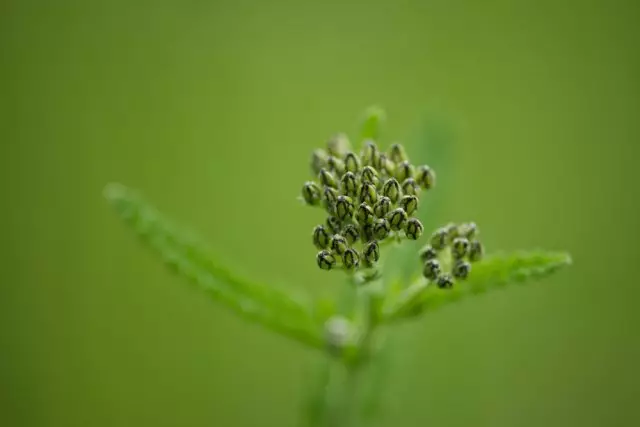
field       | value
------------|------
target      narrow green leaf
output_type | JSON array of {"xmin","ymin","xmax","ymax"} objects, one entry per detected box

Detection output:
[
  {"xmin": 104, "ymin": 183, "xmax": 323, "ymax": 349},
  {"xmin": 383, "ymin": 250, "xmax": 572, "ymax": 322},
  {"xmin": 359, "ymin": 105, "xmax": 386, "ymax": 141}
]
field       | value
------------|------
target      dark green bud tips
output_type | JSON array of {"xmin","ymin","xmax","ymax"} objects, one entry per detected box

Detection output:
[
  {"xmin": 469, "ymin": 240, "xmax": 484, "ymax": 262},
  {"xmin": 374, "ymin": 218, "xmax": 391, "ymax": 240},
  {"xmin": 323, "ymin": 186, "xmax": 339, "ymax": 214},
  {"xmin": 311, "ymin": 149, "xmax": 328, "ymax": 175},
  {"xmin": 359, "ymin": 183, "xmax": 378, "ymax": 206},
  {"xmin": 313, "ymin": 225, "xmax": 331, "ymax": 249},
  {"xmin": 459, "ymin": 222, "xmax": 478, "ymax": 239},
  {"xmin": 361, "ymin": 166, "xmax": 379, "ymax": 188},
  {"xmin": 361, "ymin": 140, "xmax": 378, "ymax": 166},
  {"xmin": 436, "ymin": 273, "xmax": 454, "ymax": 289},
  {"xmin": 344, "ymin": 152, "xmax": 361, "ymax": 173},
  {"xmin": 399, "ymin": 195, "xmax": 419, "ymax": 216},
  {"xmin": 342, "ymin": 248, "xmax": 360, "ymax": 270},
  {"xmin": 387, "ymin": 207, "xmax": 408, "ymax": 231},
  {"xmin": 444, "ymin": 223, "xmax": 459, "ymax": 241},
  {"xmin": 356, "ymin": 202, "xmax": 375, "ymax": 225},
  {"xmin": 452, "ymin": 237, "xmax": 470, "ymax": 259},
  {"xmin": 388, "ymin": 143, "xmax": 407, "ymax": 163},
  {"xmin": 317, "ymin": 250, "xmax": 336, "ymax": 270},
  {"xmin": 404, "ymin": 218, "xmax": 424, "ymax": 240},
  {"xmin": 382, "ymin": 178, "xmax": 401, "ymax": 203},
  {"xmin": 343, "ymin": 224, "xmax": 360, "ymax": 245},
  {"xmin": 330, "ymin": 234, "xmax": 348, "ymax": 255},
  {"xmin": 373, "ymin": 196, "xmax": 392, "ymax": 218},
  {"xmin": 395, "ymin": 160, "xmax": 415, "ymax": 183},
  {"xmin": 401, "ymin": 178, "xmax": 420, "ymax": 196},
  {"xmin": 415, "ymin": 165, "xmax": 435, "ymax": 189},
  {"xmin": 340, "ymin": 172, "xmax": 358, "ymax": 197},
  {"xmin": 302, "ymin": 181, "xmax": 322, "ymax": 205},
  {"xmin": 376, "ymin": 153, "xmax": 395, "ymax": 176},
  {"xmin": 363, "ymin": 241, "xmax": 380, "ymax": 265},
  {"xmin": 423, "ymin": 259, "xmax": 441, "ymax": 280},
  {"xmin": 326, "ymin": 216, "xmax": 342, "ymax": 234},
  {"xmin": 419, "ymin": 245, "xmax": 438, "ymax": 262},
  {"xmin": 361, "ymin": 223, "xmax": 375, "ymax": 243},
  {"xmin": 327, "ymin": 156, "xmax": 345, "ymax": 177},
  {"xmin": 319, "ymin": 168, "xmax": 338, "ymax": 188},
  {"xmin": 327, "ymin": 133, "xmax": 351, "ymax": 157},
  {"xmin": 452, "ymin": 260, "xmax": 471, "ymax": 279},
  {"xmin": 430, "ymin": 227, "xmax": 448, "ymax": 250},
  {"xmin": 335, "ymin": 195, "xmax": 354, "ymax": 221}
]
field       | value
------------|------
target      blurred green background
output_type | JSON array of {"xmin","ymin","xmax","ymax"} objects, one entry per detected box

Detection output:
[{"xmin": 2, "ymin": 0, "xmax": 639, "ymax": 426}]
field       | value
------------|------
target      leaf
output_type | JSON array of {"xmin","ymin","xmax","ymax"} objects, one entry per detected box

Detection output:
[
  {"xmin": 382, "ymin": 250, "xmax": 572, "ymax": 323},
  {"xmin": 359, "ymin": 105, "xmax": 386, "ymax": 141},
  {"xmin": 104, "ymin": 183, "xmax": 324, "ymax": 349}
]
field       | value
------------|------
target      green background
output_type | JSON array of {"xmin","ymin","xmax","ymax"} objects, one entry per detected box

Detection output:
[{"xmin": 2, "ymin": 0, "xmax": 639, "ymax": 426}]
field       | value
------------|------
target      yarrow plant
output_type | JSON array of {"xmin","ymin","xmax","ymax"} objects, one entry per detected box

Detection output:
[{"xmin": 105, "ymin": 107, "xmax": 571, "ymax": 427}]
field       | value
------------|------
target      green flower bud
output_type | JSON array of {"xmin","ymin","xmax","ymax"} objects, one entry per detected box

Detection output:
[
  {"xmin": 361, "ymin": 166, "xmax": 380, "ymax": 188},
  {"xmin": 373, "ymin": 218, "xmax": 391, "ymax": 240},
  {"xmin": 311, "ymin": 149, "xmax": 328, "ymax": 175},
  {"xmin": 444, "ymin": 223, "xmax": 459, "ymax": 242},
  {"xmin": 327, "ymin": 133, "xmax": 351, "ymax": 157},
  {"xmin": 317, "ymin": 250, "xmax": 336, "ymax": 270},
  {"xmin": 319, "ymin": 168, "xmax": 338, "ymax": 189},
  {"xmin": 327, "ymin": 156, "xmax": 346, "ymax": 177},
  {"xmin": 401, "ymin": 178, "xmax": 420, "ymax": 196},
  {"xmin": 452, "ymin": 260, "xmax": 471, "ymax": 279},
  {"xmin": 388, "ymin": 143, "xmax": 407, "ymax": 163},
  {"xmin": 340, "ymin": 171, "xmax": 358, "ymax": 197},
  {"xmin": 386, "ymin": 207, "xmax": 408, "ymax": 231},
  {"xmin": 468, "ymin": 240, "xmax": 484, "ymax": 262},
  {"xmin": 363, "ymin": 241, "xmax": 380, "ymax": 265},
  {"xmin": 382, "ymin": 178, "xmax": 401, "ymax": 203},
  {"xmin": 344, "ymin": 151, "xmax": 361, "ymax": 173},
  {"xmin": 356, "ymin": 202, "xmax": 375, "ymax": 225},
  {"xmin": 343, "ymin": 224, "xmax": 360, "ymax": 245},
  {"xmin": 395, "ymin": 160, "xmax": 415, "ymax": 183},
  {"xmin": 373, "ymin": 196, "xmax": 392, "ymax": 218},
  {"xmin": 361, "ymin": 140, "xmax": 378, "ymax": 166},
  {"xmin": 313, "ymin": 225, "xmax": 331, "ymax": 249},
  {"xmin": 359, "ymin": 183, "xmax": 378, "ymax": 206},
  {"xmin": 302, "ymin": 181, "xmax": 322, "ymax": 205},
  {"xmin": 342, "ymin": 248, "xmax": 360, "ymax": 270},
  {"xmin": 323, "ymin": 186, "xmax": 339, "ymax": 214},
  {"xmin": 423, "ymin": 259, "xmax": 441, "ymax": 280},
  {"xmin": 399, "ymin": 195, "xmax": 419, "ymax": 216},
  {"xmin": 404, "ymin": 218, "xmax": 424, "ymax": 240},
  {"xmin": 415, "ymin": 165, "xmax": 435, "ymax": 189},
  {"xmin": 326, "ymin": 216, "xmax": 342, "ymax": 234},
  {"xmin": 330, "ymin": 234, "xmax": 348, "ymax": 255},
  {"xmin": 459, "ymin": 222, "xmax": 478, "ymax": 239},
  {"xmin": 419, "ymin": 245, "xmax": 438, "ymax": 262},
  {"xmin": 436, "ymin": 273, "xmax": 454, "ymax": 289},
  {"xmin": 335, "ymin": 195, "xmax": 355, "ymax": 221},
  {"xmin": 360, "ymin": 223, "xmax": 375, "ymax": 243},
  {"xmin": 452, "ymin": 237, "xmax": 470, "ymax": 259},
  {"xmin": 430, "ymin": 227, "xmax": 448, "ymax": 250},
  {"xmin": 376, "ymin": 153, "xmax": 395, "ymax": 176}
]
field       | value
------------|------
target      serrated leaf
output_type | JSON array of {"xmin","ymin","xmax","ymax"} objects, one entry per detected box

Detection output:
[
  {"xmin": 104, "ymin": 183, "xmax": 323, "ymax": 349},
  {"xmin": 382, "ymin": 250, "xmax": 572, "ymax": 323}
]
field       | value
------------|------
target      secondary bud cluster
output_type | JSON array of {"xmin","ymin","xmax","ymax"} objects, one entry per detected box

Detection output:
[
  {"xmin": 302, "ymin": 134, "xmax": 435, "ymax": 273},
  {"xmin": 419, "ymin": 222, "xmax": 484, "ymax": 289}
]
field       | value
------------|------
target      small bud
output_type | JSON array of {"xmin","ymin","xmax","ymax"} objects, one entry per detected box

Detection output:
[
  {"xmin": 343, "ymin": 224, "xmax": 360, "ymax": 245},
  {"xmin": 363, "ymin": 241, "xmax": 380, "ymax": 265},
  {"xmin": 388, "ymin": 143, "xmax": 407, "ymax": 163},
  {"xmin": 327, "ymin": 156, "xmax": 345, "ymax": 177},
  {"xmin": 313, "ymin": 225, "xmax": 331, "ymax": 249},
  {"xmin": 327, "ymin": 133, "xmax": 351, "ymax": 157},
  {"xmin": 436, "ymin": 273, "xmax": 454, "ymax": 289},
  {"xmin": 387, "ymin": 208, "xmax": 408, "ymax": 231},
  {"xmin": 376, "ymin": 153, "xmax": 395, "ymax": 176},
  {"xmin": 444, "ymin": 223, "xmax": 459, "ymax": 242},
  {"xmin": 419, "ymin": 245, "xmax": 438, "ymax": 262},
  {"xmin": 399, "ymin": 195, "xmax": 419, "ymax": 216},
  {"xmin": 382, "ymin": 178, "xmax": 401, "ymax": 203},
  {"xmin": 356, "ymin": 202, "xmax": 375, "ymax": 225},
  {"xmin": 469, "ymin": 240, "xmax": 484, "ymax": 262},
  {"xmin": 326, "ymin": 216, "xmax": 342, "ymax": 234},
  {"xmin": 323, "ymin": 187, "xmax": 339, "ymax": 214},
  {"xmin": 340, "ymin": 172, "xmax": 358, "ymax": 197},
  {"xmin": 342, "ymin": 248, "xmax": 360, "ymax": 270},
  {"xmin": 361, "ymin": 140, "xmax": 379, "ymax": 166},
  {"xmin": 401, "ymin": 178, "xmax": 420, "ymax": 196},
  {"xmin": 373, "ymin": 218, "xmax": 391, "ymax": 240},
  {"xmin": 359, "ymin": 183, "xmax": 378, "ymax": 206},
  {"xmin": 344, "ymin": 152, "xmax": 361, "ymax": 173},
  {"xmin": 317, "ymin": 250, "xmax": 336, "ymax": 270},
  {"xmin": 361, "ymin": 166, "xmax": 380, "ymax": 188},
  {"xmin": 302, "ymin": 181, "xmax": 321, "ymax": 205},
  {"xmin": 311, "ymin": 149, "xmax": 328, "ymax": 175},
  {"xmin": 360, "ymin": 223, "xmax": 375, "ymax": 243},
  {"xmin": 373, "ymin": 196, "xmax": 392, "ymax": 218},
  {"xmin": 459, "ymin": 222, "xmax": 478, "ymax": 239},
  {"xmin": 452, "ymin": 237, "xmax": 470, "ymax": 259},
  {"xmin": 415, "ymin": 165, "xmax": 435, "ymax": 189},
  {"xmin": 452, "ymin": 260, "xmax": 471, "ymax": 279},
  {"xmin": 423, "ymin": 259, "xmax": 441, "ymax": 280},
  {"xmin": 324, "ymin": 316, "xmax": 351, "ymax": 351},
  {"xmin": 318, "ymin": 168, "xmax": 338, "ymax": 189},
  {"xmin": 395, "ymin": 161, "xmax": 415, "ymax": 183},
  {"xmin": 335, "ymin": 195, "xmax": 354, "ymax": 221},
  {"xmin": 430, "ymin": 227, "xmax": 448, "ymax": 250},
  {"xmin": 330, "ymin": 234, "xmax": 348, "ymax": 255},
  {"xmin": 404, "ymin": 218, "xmax": 424, "ymax": 240}
]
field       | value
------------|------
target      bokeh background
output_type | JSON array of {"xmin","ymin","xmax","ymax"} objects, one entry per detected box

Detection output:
[{"xmin": 2, "ymin": 0, "xmax": 639, "ymax": 426}]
